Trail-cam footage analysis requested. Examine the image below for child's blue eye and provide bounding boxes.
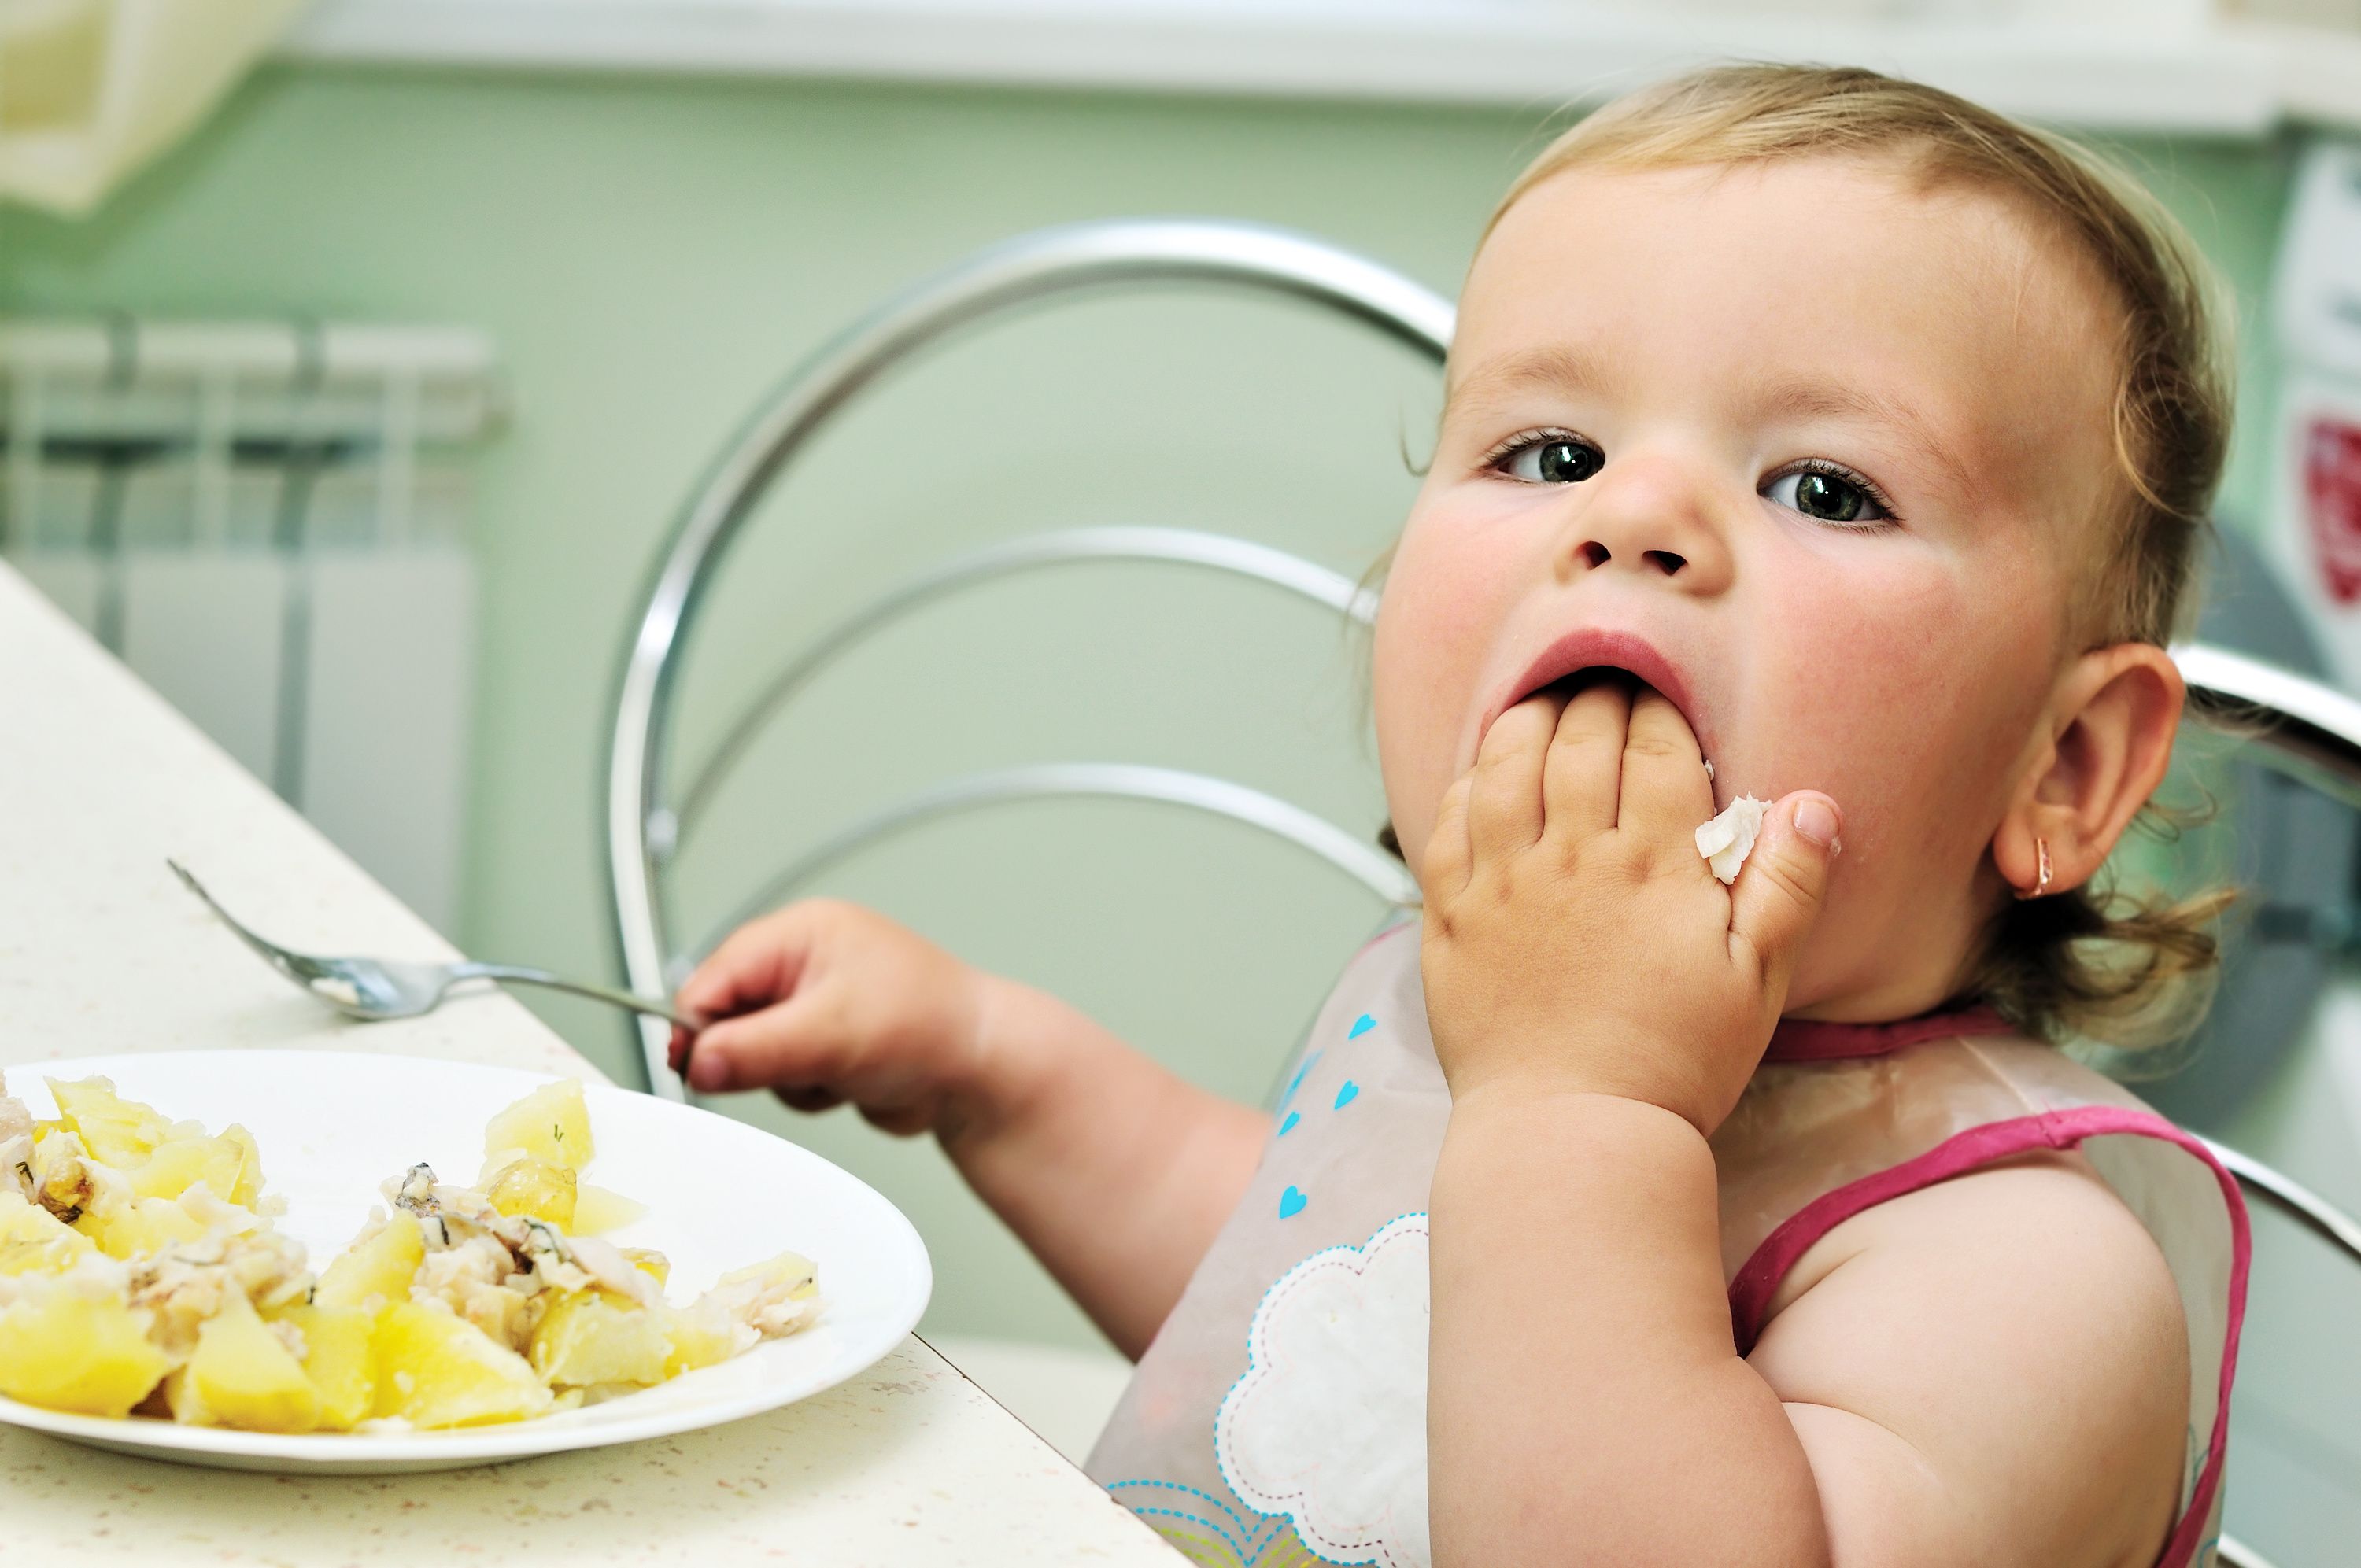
[1763,466,1891,526]
[1494,433,1604,485]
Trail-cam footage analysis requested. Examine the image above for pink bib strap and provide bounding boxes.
[1762,1005,2013,1062]
[1725,1105,2249,1568]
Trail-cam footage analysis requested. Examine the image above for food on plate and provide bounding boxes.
[0,1070,818,1433]
[0,1271,173,1419]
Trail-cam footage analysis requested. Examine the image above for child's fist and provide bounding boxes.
[671,900,996,1138]
[1417,676,1840,1135]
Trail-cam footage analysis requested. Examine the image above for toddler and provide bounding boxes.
[673,65,2246,1567]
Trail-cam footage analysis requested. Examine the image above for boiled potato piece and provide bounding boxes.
[372,1302,552,1428]
[0,1282,171,1418]
[179,1292,319,1433]
[314,1215,424,1311]
[0,1193,94,1276]
[128,1133,246,1203]
[82,1193,207,1261]
[83,1179,268,1264]
[619,1248,670,1287]
[271,1304,376,1431]
[720,1250,818,1298]
[530,1289,667,1389]
[660,1301,741,1378]
[485,1156,576,1229]
[570,1185,648,1237]
[46,1077,169,1171]
[221,1125,264,1208]
[482,1080,593,1175]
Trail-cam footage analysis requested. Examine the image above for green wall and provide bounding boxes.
[0,64,2299,1352]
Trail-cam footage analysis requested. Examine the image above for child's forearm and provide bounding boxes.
[940,974,1269,1358]
[1428,1087,1830,1567]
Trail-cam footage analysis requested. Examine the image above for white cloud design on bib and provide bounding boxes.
[1214,1213,1432,1568]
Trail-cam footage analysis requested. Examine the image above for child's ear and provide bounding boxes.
[1996,644,2185,897]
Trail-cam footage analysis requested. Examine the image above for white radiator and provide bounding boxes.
[0,319,499,935]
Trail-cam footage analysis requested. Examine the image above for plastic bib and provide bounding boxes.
[1088,921,2246,1568]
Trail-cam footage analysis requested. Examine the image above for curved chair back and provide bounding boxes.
[2205,1138,2361,1568]
[607,220,1450,1099]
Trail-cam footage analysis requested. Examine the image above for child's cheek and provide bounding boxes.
[1753,555,2057,1003]
[1755,544,2050,806]
[1373,516,1519,856]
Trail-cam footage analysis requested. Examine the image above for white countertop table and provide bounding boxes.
[0,563,1171,1565]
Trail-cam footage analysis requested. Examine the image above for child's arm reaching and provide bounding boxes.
[671,901,1267,1356]
[1419,682,2188,1566]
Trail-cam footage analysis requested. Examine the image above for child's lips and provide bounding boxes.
[1477,628,1713,765]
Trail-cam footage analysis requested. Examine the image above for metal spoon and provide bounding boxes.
[169,860,695,1030]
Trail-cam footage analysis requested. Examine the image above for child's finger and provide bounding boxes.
[675,905,822,1024]
[684,991,850,1097]
[1542,677,1630,843]
[1421,774,1477,898]
[1726,792,1842,997]
[1467,696,1556,859]
[1614,687,1713,849]
[860,1102,933,1138]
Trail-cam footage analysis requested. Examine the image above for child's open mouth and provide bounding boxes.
[1479,627,1713,768]
[1531,667,1644,701]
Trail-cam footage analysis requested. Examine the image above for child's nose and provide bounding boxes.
[1551,456,1734,592]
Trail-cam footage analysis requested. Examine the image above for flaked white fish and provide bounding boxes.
[1695,795,1768,885]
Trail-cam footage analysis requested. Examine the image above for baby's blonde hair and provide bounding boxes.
[1476,63,2236,1048]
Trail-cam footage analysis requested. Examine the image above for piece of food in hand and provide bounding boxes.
[371,1301,554,1429]
[171,1289,320,1433]
[0,1270,172,1418]
[313,1211,426,1312]
[530,1289,671,1389]
[1695,795,1769,885]
[485,1155,578,1229]
[482,1079,593,1176]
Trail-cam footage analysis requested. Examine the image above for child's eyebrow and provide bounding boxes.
[1443,345,1615,420]
[1749,373,1976,500]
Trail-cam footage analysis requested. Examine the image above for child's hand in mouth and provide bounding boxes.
[1417,673,1843,1135]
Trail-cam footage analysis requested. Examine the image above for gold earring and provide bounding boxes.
[2015,838,2052,902]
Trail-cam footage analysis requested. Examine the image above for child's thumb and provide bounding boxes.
[1727,791,1842,991]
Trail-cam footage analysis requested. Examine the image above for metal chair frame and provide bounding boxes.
[606,219,2358,1566]
[606,219,1453,1090]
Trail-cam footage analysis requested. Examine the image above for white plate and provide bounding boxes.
[0,1051,931,1474]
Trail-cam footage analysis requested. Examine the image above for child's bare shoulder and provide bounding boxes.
[1750,1150,2188,1566]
